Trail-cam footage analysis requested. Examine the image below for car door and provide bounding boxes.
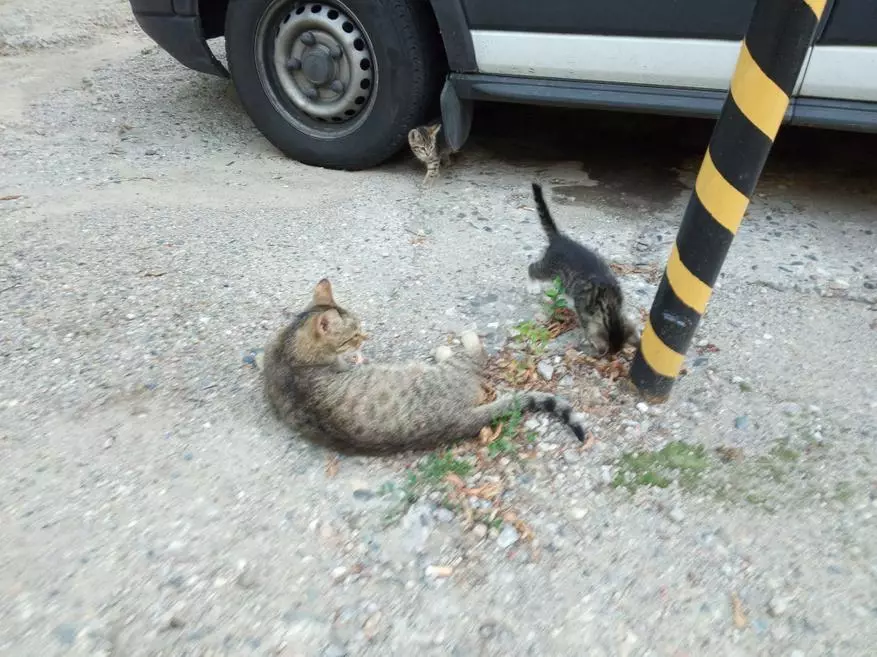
[461,0,793,93]
[797,0,877,102]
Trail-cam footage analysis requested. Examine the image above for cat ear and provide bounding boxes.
[314,310,335,336]
[312,278,335,306]
[428,123,441,137]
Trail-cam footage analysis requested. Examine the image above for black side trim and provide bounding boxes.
[460,0,758,41]
[133,13,228,77]
[428,0,477,72]
[173,0,198,16]
[819,0,877,46]
[130,0,175,12]
[451,73,728,119]
[451,73,877,135]
[792,97,877,133]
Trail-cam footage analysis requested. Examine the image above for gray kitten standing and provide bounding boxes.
[408,120,454,185]
[528,182,639,355]
[263,279,587,454]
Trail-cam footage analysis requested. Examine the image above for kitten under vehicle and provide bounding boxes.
[130,0,877,170]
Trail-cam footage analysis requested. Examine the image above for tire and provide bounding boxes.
[225,0,443,171]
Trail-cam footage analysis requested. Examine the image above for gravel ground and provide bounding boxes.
[2,2,877,656]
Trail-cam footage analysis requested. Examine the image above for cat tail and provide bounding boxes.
[531,182,559,238]
[465,391,587,442]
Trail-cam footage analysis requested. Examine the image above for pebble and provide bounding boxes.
[53,624,78,646]
[570,508,587,520]
[562,450,580,464]
[735,415,749,430]
[472,524,488,539]
[829,278,850,290]
[781,403,802,416]
[668,507,686,523]
[160,613,185,631]
[235,561,258,589]
[323,645,348,657]
[496,524,520,549]
[536,361,554,381]
[434,507,455,523]
[524,418,541,431]
[768,595,790,617]
[400,504,433,554]
[635,402,649,414]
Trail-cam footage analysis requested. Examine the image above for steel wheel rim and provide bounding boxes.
[255,0,378,139]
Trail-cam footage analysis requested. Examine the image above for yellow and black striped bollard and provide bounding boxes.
[630,0,827,402]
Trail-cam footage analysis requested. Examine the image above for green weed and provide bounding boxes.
[613,441,709,491]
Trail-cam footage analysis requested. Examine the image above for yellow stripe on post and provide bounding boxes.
[802,0,827,17]
[729,43,789,139]
[694,150,750,234]
[665,244,714,314]
[639,320,685,379]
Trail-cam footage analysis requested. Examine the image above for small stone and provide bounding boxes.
[781,403,802,416]
[789,651,804,657]
[400,503,433,554]
[496,524,520,549]
[235,561,258,589]
[562,450,580,464]
[145,148,158,156]
[570,508,587,520]
[735,415,749,430]
[558,375,574,387]
[635,402,649,414]
[828,278,850,290]
[668,507,685,523]
[731,375,744,384]
[524,418,541,431]
[472,523,488,539]
[768,596,790,617]
[434,507,455,523]
[323,644,348,657]
[424,565,453,578]
[362,612,382,639]
[331,566,347,582]
[536,361,554,381]
[53,624,78,646]
[160,613,185,631]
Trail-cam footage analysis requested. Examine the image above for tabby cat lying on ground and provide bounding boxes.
[528,182,639,355]
[263,279,587,454]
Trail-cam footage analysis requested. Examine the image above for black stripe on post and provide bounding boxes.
[630,0,827,402]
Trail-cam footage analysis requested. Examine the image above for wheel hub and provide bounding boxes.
[301,49,334,86]
[268,1,376,125]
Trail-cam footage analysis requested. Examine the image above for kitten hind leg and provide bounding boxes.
[623,316,641,348]
[528,259,551,280]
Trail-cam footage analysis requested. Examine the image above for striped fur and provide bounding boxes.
[529,182,639,355]
[408,121,452,185]
[263,279,587,454]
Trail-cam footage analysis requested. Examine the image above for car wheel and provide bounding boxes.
[225,0,443,170]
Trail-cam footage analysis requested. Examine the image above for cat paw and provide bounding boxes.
[459,330,483,356]
[434,345,453,363]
